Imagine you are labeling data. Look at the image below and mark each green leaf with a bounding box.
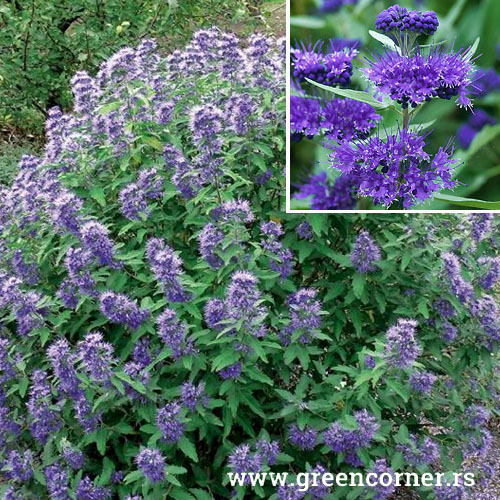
[166,465,188,475]
[124,470,143,484]
[95,428,107,456]
[169,489,196,500]
[178,436,198,462]
[465,123,500,160]
[142,136,164,151]
[190,489,214,500]
[434,193,500,210]
[308,214,327,236]
[90,187,106,208]
[289,16,326,29]
[305,78,389,109]
[463,37,480,62]
[18,377,29,397]
[368,30,401,54]
[352,273,365,299]
[211,350,240,372]
[97,101,121,114]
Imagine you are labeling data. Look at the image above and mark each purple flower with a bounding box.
[404,435,440,466]
[289,424,318,450]
[136,448,166,483]
[294,172,357,210]
[409,371,437,394]
[80,221,117,267]
[164,144,201,199]
[256,440,280,465]
[45,462,70,500]
[204,298,226,331]
[457,124,478,149]
[0,338,16,384]
[123,361,151,401]
[132,338,152,367]
[11,250,39,285]
[375,5,439,36]
[49,191,84,236]
[323,410,379,458]
[99,291,149,329]
[47,338,80,396]
[225,271,268,338]
[181,381,208,411]
[75,476,110,500]
[228,444,262,476]
[119,183,149,220]
[384,318,421,368]
[442,253,474,304]
[189,104,223,148]
[146,238,190,302]
[351,231,381,273]
[225,93,256,135]
[367,459,396,500]
[280,288,322,345]
[292,39,357,87]
[442,321,458,343]
[77,331,115,384]
[71,71,100,115]
[319,0,351,13]
[434,482,466,500]
[458,109,497,149]
[27,370,61,444]
[215,199,254,224]
[473,67,500,97]
[6,449,33,482]
[261,221,294,280]
[198,223,225,269]
[365,355,376,369]
[290,95,321,139]
[57,279,79,309]
[363,45,474,109]
[156,402,185,443]
[218,361,242,380]
[321,98,380,141]
[470,213,493,242]
[277,484,305,500]
[157,308,192,359]
[296,221,313,240]
[62,445,85,470]
[478,256,500,290]
[466,404,490,427]
[330,129,459,208]
[434,298,455,319]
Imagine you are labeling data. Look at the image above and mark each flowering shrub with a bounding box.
[290,0,500,211]
[1,24,500,500]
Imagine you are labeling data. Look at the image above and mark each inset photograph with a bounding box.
[288,0,500,211]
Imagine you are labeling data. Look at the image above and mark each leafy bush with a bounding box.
[0,0,265,132]
[1,25,500,500]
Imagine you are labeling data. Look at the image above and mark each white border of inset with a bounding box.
[284,0,500,214]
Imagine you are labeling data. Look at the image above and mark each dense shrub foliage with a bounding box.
[1,26,500,500]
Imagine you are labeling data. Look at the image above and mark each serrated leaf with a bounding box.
[352,273,365,299]
[178,436,198,462]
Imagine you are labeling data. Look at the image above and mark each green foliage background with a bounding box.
[290,0,500,210]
